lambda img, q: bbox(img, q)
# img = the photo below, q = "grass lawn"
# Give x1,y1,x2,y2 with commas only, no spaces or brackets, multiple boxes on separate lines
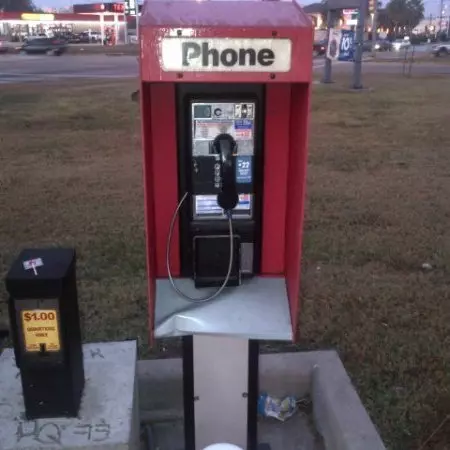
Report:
1,74,450,449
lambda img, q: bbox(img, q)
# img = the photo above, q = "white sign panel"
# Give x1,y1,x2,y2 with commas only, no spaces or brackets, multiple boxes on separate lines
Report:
161,38,292,72
326,29,341,60
195,194,252,215
23,258,44,271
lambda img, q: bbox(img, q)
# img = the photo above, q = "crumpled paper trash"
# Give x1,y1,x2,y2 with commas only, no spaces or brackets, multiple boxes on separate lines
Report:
257,393,298,422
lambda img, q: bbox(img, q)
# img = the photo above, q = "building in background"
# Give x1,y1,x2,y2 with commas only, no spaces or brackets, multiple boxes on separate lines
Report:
0,2,143,43
303,1,389,40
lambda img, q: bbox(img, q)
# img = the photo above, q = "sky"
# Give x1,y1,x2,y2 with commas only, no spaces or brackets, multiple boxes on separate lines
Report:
33,0,444,19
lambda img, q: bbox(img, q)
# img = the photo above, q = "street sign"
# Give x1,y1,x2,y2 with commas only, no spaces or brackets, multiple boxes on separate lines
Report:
124,0,137,16
343,9,359,26
326,28,355,62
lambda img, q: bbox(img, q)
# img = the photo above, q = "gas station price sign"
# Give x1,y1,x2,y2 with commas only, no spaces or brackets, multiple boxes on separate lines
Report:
125,0,137,16
21,309,61,352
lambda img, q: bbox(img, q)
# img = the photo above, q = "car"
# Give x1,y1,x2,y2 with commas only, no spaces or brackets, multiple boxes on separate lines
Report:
67,33,82,44
362,40,372,52
313,40,326,56
431,43,450,57
373,40,392,51
89,32,102,43
361,40,391,52
0,38,11,53
24,34,48,41
18,37,68,56
80,31,102,43
392,39,411,51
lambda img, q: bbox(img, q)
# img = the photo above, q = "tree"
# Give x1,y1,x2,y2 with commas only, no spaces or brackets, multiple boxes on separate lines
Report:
377,8,392,30
385,0,424,34
0,0,35,12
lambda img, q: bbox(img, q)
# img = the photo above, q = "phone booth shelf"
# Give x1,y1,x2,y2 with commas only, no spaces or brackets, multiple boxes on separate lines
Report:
139,0,313,343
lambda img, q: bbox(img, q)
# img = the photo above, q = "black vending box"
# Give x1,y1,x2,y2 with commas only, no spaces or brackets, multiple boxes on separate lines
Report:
5,248,84,419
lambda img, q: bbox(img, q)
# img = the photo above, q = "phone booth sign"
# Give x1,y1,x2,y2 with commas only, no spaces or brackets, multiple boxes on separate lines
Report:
139,0,314,343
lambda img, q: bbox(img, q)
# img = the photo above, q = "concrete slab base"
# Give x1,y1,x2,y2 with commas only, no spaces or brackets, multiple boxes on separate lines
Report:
145,414,324,450
0,341,139,450
138,350,386,450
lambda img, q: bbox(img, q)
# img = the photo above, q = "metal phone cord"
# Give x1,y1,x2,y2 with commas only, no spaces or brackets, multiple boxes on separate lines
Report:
166,191,234,303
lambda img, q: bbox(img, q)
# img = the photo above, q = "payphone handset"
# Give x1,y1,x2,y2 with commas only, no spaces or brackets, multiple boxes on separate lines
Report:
213,133,239,212
166,100,258,303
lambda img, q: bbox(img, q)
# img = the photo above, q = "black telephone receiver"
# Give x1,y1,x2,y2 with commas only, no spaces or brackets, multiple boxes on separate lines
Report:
212,133,239,212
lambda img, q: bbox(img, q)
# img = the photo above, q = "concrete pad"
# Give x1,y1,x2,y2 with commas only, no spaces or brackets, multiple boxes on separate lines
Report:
0,341,139,450
261,351,385,450
138,358,183,423
145,414,325,450
258,415,324,450
137,351,386,450
311,352,386,450
138,357,322,450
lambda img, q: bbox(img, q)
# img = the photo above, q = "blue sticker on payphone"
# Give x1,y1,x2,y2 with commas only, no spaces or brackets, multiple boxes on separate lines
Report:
234,119,253,130
236,156,252,184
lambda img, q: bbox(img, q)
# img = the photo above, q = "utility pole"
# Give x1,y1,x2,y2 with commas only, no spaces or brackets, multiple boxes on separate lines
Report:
439,0,444,34
352,0,368,89
322,9,335,83
370,0,378,57
136,1,140,39
123,10,128,44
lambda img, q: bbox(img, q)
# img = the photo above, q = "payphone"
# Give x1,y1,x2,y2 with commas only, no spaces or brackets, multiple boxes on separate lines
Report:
139,0,313,447
167,85,264,299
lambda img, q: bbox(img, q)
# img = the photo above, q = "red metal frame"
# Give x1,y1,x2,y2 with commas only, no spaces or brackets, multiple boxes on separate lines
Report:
140,0,313,343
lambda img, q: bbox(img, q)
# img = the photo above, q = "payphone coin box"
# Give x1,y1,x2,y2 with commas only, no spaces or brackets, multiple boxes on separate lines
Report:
5,248,84,419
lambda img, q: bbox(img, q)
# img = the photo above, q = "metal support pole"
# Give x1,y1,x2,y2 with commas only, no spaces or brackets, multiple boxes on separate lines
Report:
135,2,140,40
100,14,105,46
182,336,259,450
114,13,119,46
123,12,128,44
322,9,334,84
352,0,368,89
371,1,378,57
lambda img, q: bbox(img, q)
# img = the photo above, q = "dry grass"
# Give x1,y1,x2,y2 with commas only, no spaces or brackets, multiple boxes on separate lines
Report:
300,75,450,450
0,81,148,346
1,75,450,449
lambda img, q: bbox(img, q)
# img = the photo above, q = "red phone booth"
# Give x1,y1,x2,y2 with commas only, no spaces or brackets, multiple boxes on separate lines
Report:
139,0,313,447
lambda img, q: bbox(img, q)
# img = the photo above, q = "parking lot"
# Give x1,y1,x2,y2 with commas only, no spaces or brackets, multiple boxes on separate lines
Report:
1,49,450,85
0,53,139,83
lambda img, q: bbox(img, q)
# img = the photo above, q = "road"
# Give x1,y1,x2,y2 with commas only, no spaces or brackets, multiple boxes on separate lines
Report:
0,54,138,84
1,53,449,84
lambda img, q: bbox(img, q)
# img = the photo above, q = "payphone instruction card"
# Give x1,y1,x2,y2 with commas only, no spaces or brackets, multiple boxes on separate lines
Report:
195,194,252,218
192,102,256,153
